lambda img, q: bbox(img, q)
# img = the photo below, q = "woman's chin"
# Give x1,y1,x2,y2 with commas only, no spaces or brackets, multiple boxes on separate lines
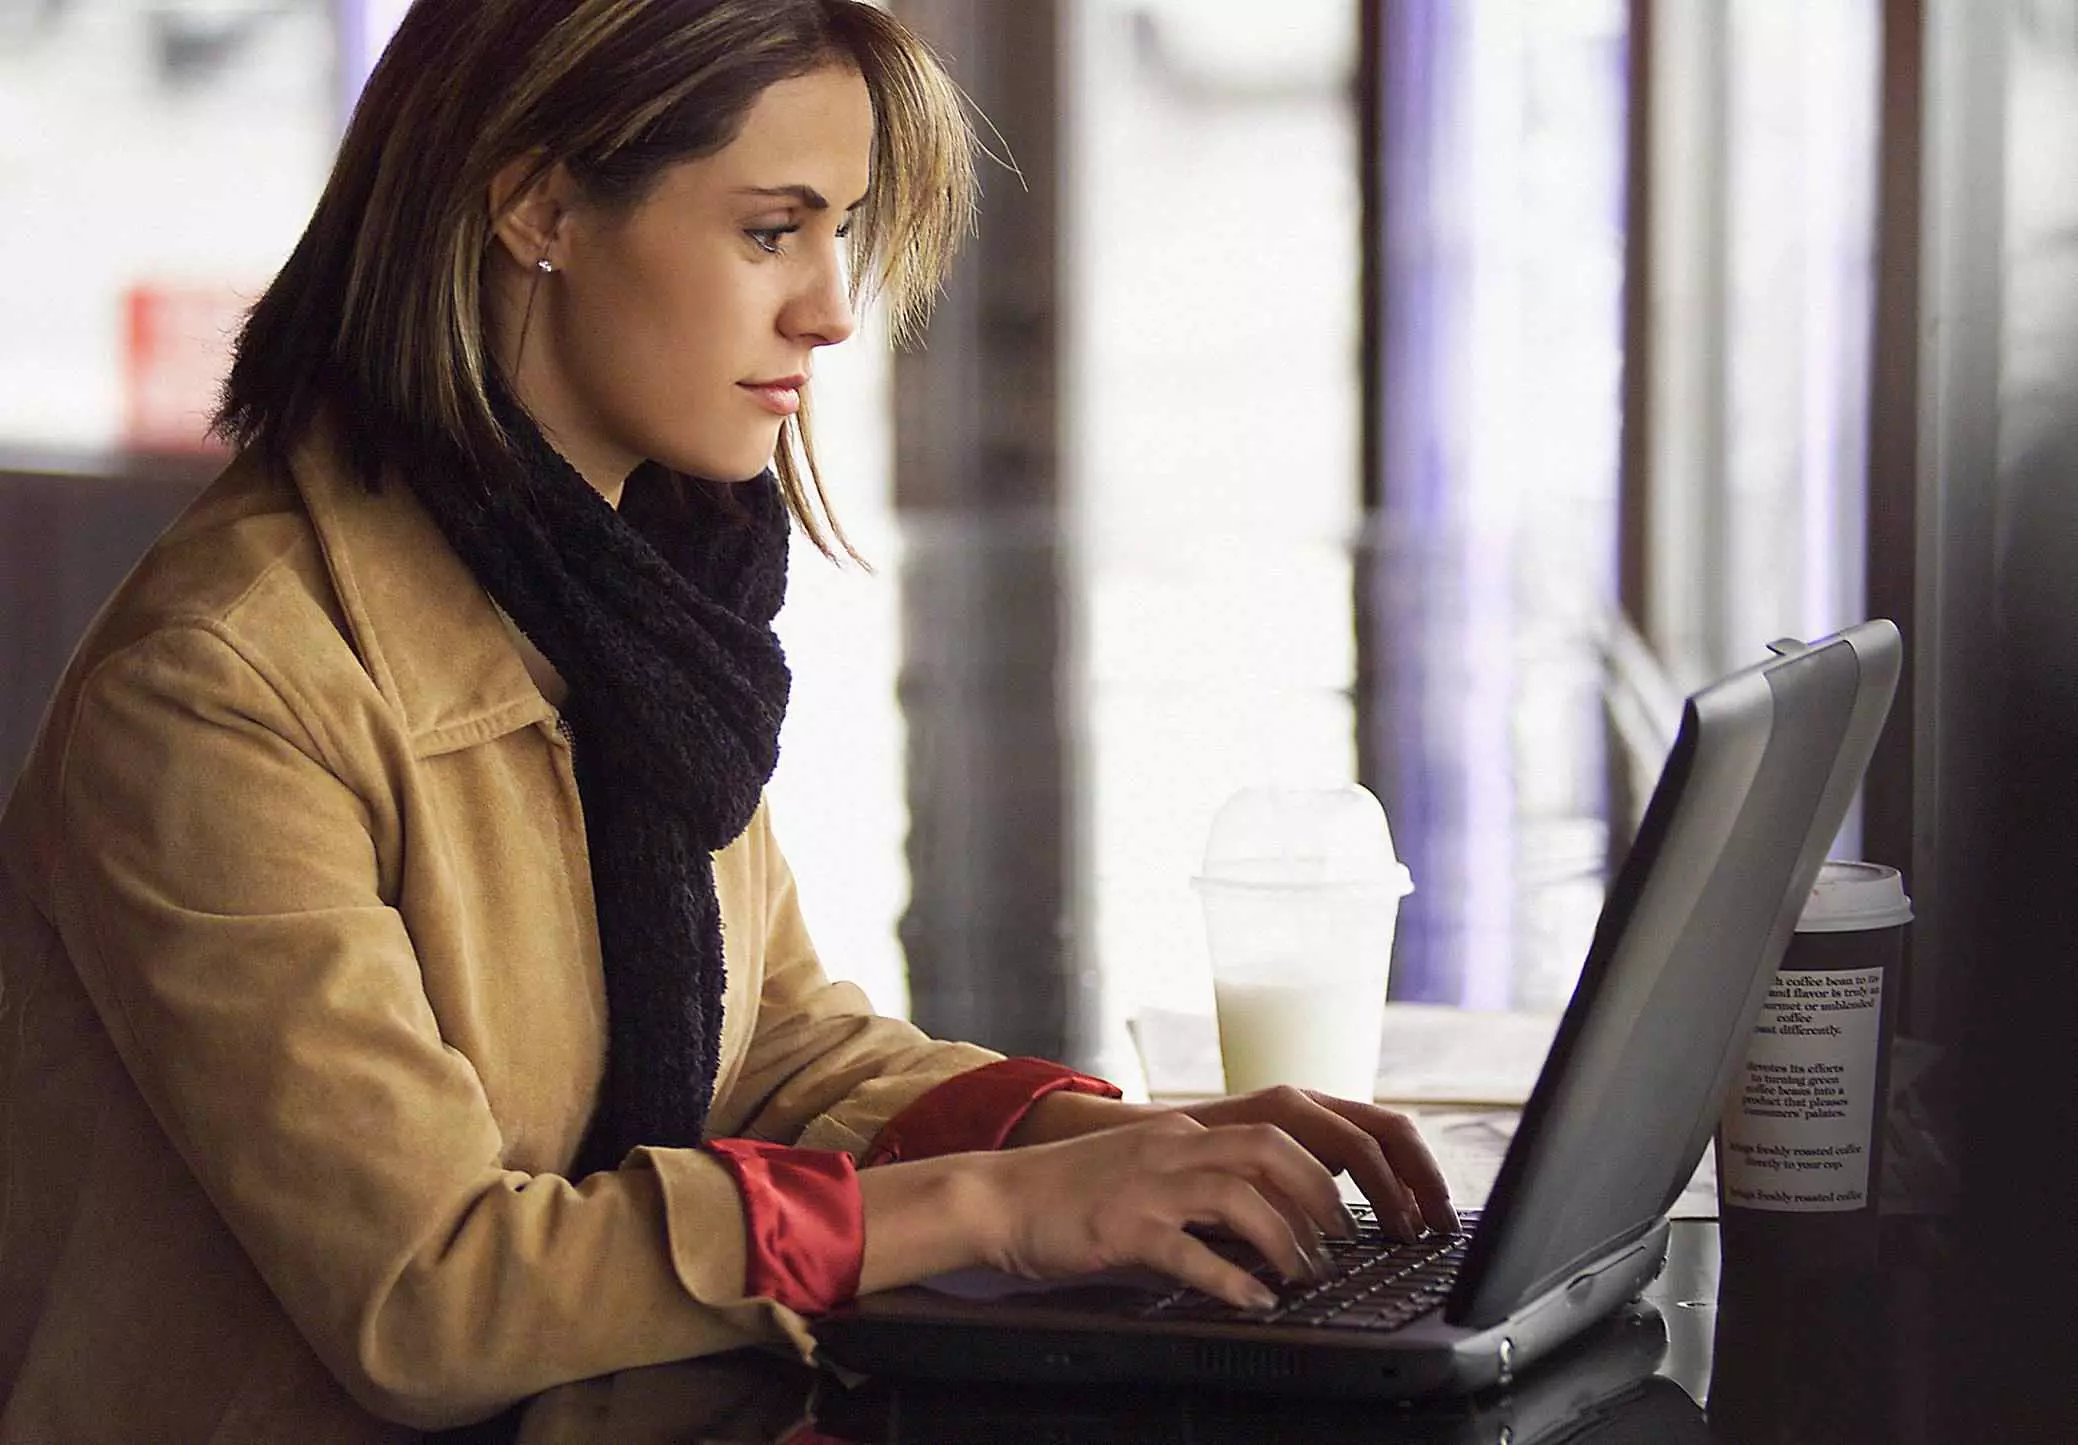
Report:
658,441,779,485
658,459,773,485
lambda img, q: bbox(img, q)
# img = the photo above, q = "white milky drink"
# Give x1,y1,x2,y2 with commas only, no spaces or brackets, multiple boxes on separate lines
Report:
1193,785,1413,1104
1214,974,1389,1100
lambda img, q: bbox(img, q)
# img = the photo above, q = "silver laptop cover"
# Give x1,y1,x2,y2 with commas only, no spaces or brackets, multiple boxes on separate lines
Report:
1449,620,1900,1330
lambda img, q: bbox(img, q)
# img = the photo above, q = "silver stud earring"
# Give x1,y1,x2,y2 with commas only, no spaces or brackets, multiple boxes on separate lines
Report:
537,258,556,274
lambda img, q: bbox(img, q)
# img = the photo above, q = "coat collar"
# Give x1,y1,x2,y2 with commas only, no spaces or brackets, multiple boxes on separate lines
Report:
288,424,556,757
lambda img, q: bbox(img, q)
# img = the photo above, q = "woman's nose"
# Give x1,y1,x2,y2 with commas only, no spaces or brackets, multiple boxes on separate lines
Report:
788,246,857,348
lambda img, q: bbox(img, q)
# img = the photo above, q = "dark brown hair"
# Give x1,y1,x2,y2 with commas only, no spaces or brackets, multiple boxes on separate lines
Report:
216,0,976,556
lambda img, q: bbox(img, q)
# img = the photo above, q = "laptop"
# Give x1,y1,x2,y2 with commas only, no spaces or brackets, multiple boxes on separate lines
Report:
815,620,1902,1401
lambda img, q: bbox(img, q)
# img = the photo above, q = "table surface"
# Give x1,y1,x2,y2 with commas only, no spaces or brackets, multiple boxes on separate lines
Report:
505,1217,2007,1444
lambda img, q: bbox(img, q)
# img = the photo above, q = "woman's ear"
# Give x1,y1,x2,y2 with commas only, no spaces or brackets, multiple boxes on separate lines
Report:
488,157,576,274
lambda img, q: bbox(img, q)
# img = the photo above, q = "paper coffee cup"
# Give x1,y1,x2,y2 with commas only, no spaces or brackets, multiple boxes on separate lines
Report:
1718,861,1911,1270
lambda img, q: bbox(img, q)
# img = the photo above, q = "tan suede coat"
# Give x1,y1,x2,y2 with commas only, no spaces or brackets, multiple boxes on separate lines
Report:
0,434,999,1442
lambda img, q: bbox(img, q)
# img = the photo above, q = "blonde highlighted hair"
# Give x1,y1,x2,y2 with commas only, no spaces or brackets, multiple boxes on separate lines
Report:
218,0,976,557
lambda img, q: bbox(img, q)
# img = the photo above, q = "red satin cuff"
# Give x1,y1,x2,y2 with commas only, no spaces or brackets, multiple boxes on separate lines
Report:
703,1139,863,1316
861,1057,1123,1167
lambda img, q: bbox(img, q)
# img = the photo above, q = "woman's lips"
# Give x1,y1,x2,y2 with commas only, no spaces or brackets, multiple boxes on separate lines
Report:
739,377,806,416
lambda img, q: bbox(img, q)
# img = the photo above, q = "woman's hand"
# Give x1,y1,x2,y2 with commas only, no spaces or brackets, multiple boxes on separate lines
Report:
1178,1087,1457,1239
858,1086,1459,1310
965,1112,1356,1311
1004,1084,1458,1241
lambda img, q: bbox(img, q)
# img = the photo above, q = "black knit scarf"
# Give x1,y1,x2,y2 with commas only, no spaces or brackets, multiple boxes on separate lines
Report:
405,392,791,1179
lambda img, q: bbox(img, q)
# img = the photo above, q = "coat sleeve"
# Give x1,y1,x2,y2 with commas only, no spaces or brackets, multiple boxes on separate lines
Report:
703,806,1006,1155
48,623,824,1431
706,810,1120,1162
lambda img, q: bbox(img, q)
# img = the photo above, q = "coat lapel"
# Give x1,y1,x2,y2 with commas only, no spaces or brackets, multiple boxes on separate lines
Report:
289,430,554,757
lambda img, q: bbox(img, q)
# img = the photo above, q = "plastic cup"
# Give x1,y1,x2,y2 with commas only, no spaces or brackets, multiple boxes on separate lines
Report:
1192,785,1414,1100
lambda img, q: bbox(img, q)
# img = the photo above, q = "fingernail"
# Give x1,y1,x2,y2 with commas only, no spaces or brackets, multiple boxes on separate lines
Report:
1313,1247,1335,1278
1247,1284,1279,1311
1400,1208,1424,1240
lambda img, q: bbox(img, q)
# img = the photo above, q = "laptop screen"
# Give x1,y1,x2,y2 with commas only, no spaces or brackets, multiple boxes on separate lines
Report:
1449,623,1900,1329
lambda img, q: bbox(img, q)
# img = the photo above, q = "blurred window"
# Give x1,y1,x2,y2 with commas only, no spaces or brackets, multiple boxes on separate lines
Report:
1721,0,1880,671
769,327,911,1019
2005,0,2078,442
1067,0,1364,1082
1368,0,1631,1014
0,0,334,456
1634,0,1879,825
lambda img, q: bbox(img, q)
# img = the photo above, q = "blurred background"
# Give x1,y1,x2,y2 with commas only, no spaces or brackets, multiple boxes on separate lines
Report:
0,0,2063,1105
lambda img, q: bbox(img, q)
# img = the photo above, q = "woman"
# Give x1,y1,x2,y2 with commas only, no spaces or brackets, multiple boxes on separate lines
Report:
0,2,1454,1439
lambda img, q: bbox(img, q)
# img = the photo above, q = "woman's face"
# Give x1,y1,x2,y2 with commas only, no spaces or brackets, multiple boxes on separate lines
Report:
502,64,872,498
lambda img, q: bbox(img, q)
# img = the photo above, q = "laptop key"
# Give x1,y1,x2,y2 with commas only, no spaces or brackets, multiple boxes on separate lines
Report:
1319,1298,1439,1330
1146,1292,1261,1321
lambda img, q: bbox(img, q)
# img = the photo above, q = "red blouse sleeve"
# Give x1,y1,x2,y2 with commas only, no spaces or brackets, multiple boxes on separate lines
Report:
861,1056,1123,1168
703,1139,863,1317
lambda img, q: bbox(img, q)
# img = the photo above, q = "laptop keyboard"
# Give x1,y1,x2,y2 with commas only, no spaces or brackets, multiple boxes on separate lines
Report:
1139,1205,1477,1331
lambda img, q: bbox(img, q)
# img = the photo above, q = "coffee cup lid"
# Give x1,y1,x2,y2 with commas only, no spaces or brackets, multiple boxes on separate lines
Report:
1797,860,1913,933
1193,784,1414,896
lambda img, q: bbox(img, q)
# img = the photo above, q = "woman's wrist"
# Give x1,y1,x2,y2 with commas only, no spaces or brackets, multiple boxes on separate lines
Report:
1002,1090,1162,1148
855,1152,1006,1294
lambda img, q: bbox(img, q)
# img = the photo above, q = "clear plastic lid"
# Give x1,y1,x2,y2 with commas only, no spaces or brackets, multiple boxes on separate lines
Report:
1796,860,1913,933
1193,784,1414,895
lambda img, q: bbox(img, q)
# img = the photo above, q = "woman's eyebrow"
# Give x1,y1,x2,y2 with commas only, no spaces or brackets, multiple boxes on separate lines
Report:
734,184,869,212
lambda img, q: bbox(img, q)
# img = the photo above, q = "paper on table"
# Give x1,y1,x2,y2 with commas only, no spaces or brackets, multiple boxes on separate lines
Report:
1129,1003,1561,1107
1404,1108,1718,1220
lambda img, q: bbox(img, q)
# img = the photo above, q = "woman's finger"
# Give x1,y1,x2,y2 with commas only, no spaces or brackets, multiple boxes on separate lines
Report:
1179,1157,1324,1266
1205,1088,1423,1239
1310,1094,1459,1233
1243,1175,1333,1270
1134,1219,1280,1312
1174,1169,1316,1287
1181,1121,1347,1253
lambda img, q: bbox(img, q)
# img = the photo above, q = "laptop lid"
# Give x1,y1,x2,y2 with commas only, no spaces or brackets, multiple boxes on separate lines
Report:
1450,621,1901,1329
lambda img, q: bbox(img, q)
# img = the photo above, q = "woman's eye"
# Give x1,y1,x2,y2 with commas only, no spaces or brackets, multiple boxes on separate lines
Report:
747,225,797,254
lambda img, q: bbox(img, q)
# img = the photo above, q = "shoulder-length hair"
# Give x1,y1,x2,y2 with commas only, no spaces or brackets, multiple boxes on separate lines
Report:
216,0,975,558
